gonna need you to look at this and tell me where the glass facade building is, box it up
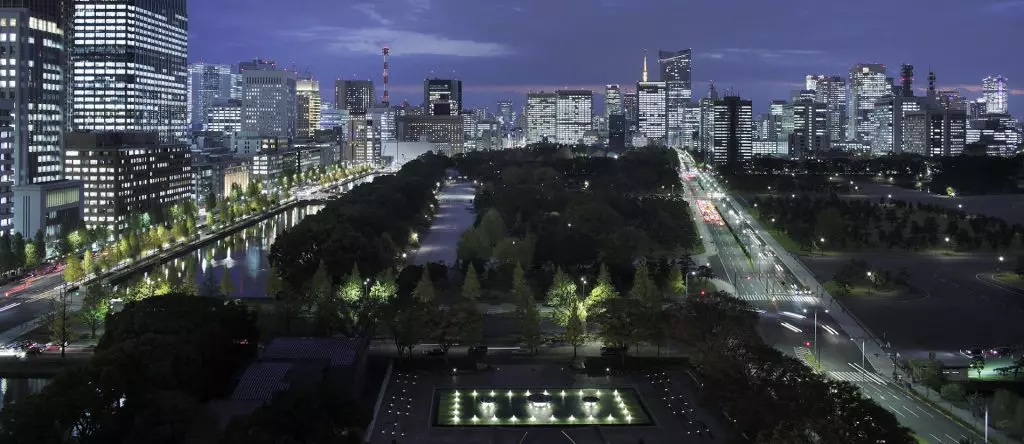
[296,78,321,139]
[712,96,753,165]
[525,92,557,144]
[555,90,592,145]
[72,0,188,143]
[188,62,232,131]
[637,81,667,144]
[982,76,1009,115]
[847,64,889,143]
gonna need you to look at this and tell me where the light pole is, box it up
[851,337,866,368]
[804,307,829,370]
[998,256,1005,272]
[580,277,587,299]
[684,271,695,298]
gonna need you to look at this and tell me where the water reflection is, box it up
[114,204,323,298]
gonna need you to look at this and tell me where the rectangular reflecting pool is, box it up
[433,388,653,427]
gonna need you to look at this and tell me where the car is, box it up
[600,346,626,356]
[744,276,752,280]
[422,347,445,356]
[961,348,984,359]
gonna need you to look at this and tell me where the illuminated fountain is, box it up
[526,393,554,421]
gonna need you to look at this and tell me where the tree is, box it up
[33,229,46,262]
[44,288,76,358]
[82,250,95,277]
[1016,255,1024,278]
[587,263,618,313]
[23,243,40,269]
[221,382,365,444]
[63,255,85,283]
[11,232,25,269]
[512,264,541,354]
[478,208,508,248]
[204,192,217,213]
[79,283,111,338]
[461,263,482,301]
[545,267,577,326]
[970,357,986,378]
[565,300,586,357]
[628,261,661,306]
[412,267,435,303]
[940,383,967,402]
[667,265,685,296]
[695,264,715,283]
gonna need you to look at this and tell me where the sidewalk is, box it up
[901,378,1021,443]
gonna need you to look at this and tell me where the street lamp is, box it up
[851,337,866,368]
[803,307,829,370]
[580,277,587,298]
[944,237,950,243]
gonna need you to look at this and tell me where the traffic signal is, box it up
[804,341,811,347]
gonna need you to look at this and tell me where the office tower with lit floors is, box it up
[1,0,84,238]
[188,63,233,131]
[72,0,189,143]
[238,59,297,139]
[335,80,375,115]
[712,95,753,165]
[525,92,557,144]
[296,78,321,139]
[659,49,692,148]
[982,76,1009,115]
[555,90,593,145]
[424,79,463,116]
[847,64,890,144]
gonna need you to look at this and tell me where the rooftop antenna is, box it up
[642,49,649,82]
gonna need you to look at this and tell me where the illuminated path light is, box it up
[434,388,652,427]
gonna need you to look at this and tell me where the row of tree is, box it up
[455,146,700,290]
[753,194,1024,252]
[269,153,449,292]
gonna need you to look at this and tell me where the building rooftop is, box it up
[261,337,365,366]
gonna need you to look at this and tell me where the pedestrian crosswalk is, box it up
[736,294,820,304]
[828,371,879,383]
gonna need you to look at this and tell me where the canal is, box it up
[109,174,376,298]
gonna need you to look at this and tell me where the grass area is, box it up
[994,273,1024,291]
[823,280,902,299]
[766,228,806,254]
[798,347,824,373]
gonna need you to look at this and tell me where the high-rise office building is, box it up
[555,90,593,145]
[982,76,1009,115]
[904,92,967,157]
[622,90,638,135]
[2,0,84,237]
[349,115,380,164]
[188,63,233,131]
[497,100,514,129]
[239,59,297,139]
[206,100,242,135]
[768,100,787,155]
[65,132,192,231]
[660,50,692,148]
[319,102,344,131]
[72,0,188,143]
[335,80,375,114]
[525,92,557,144]
[788,97,828,158]
[698,83,719,155]
[967,114,1021,157]
[847,64,890,143]
[605,85,622,118]
[296,78,321,139]
[608,114,626,149]
[969,99,988,120]
[637,81,667,144]
[712,96,753,165]
[658,49,692,99]
[807,75,846,144]
[424,79,463,116]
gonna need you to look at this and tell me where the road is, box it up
[408,181,476,266]
[678,152,980,443]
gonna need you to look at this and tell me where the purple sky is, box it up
[189,0,1023,115]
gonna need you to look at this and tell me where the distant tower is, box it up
[928,70,937,99]
[900,64,914,97]
[382,47,390,106]
[642,50,648,82]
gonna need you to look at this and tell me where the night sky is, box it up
[190,0,1023,115]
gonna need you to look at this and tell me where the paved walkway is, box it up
[409,182,477,266]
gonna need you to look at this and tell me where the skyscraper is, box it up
[605,85,622,118]
[2,0,84,236]
[72,0,189,143]
[555,90,593,145]
[806,75,846,145]
[659,50,692,148]
[658,49,692,98]
[188,63,233,131]
[525,92,557,144]
[497,100,514,129]
[788,96,828,158]
[712,96,753,165]
[847,64,890,143]
[698,83,719,156]
[296,78,321,139]
[239,60,297,139]
[982,76,1009,115]
[335,80,375,114]
[637,81,667,144]
[424,79,463,116]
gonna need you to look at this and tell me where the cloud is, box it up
[352,4,392,26]
[716,48,824,59]
[939,84,1024,96]
[285,27,513,57]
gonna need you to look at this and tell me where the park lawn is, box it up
[994,273,1024,291]
[823,280,902,299]
[766,228,806,254]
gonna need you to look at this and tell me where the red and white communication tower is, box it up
[382,46,390,106]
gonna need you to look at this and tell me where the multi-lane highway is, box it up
[677,152,981,444]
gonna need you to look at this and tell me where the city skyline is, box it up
[190,0,1023,114]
